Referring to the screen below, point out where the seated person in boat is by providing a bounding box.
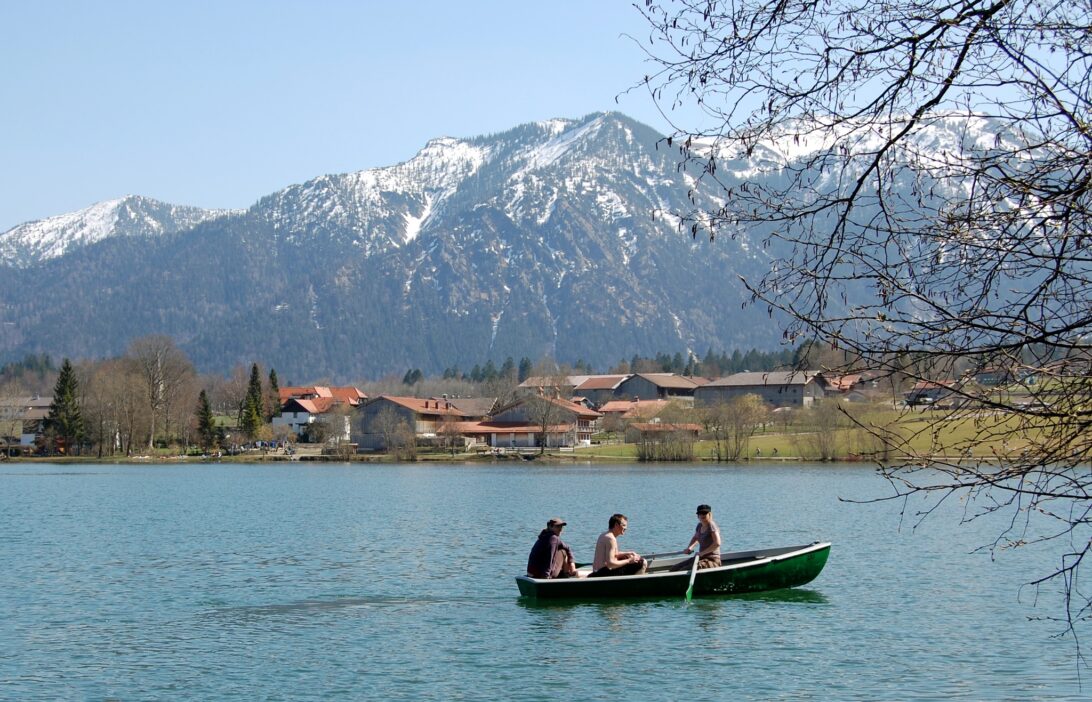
[672,504,722,571]
[526,517,579,579]
[589,513,647,577]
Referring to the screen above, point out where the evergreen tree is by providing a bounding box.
[237,363,265,436]
[246,363,263,414]
[196,390,217,453]
[267,368,280,420]
[730,350,743,373]
[240,394,262,440]
[500,357,516,380]
[517,357,533,382]
[46,358,83,455]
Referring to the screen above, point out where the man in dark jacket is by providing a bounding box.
[526,518,579,579]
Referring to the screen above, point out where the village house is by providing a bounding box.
[820,374,861,394]
[819,373,877,403]
[353,395,495,451]
[278,385,367,407]
[0,395,51,454]
[695,371,825,408]
[612,373,705,402]
[596,398,672,432]
[972,367,1015,386]
[272,386,367,441]
[475,395,602,449]
[571,375,629,407]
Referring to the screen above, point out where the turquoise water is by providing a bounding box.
[1,462,1085,700]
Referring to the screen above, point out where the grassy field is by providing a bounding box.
[574,407,1041,462]
[5,406,1059,465]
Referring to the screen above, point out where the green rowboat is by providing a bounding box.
[515,541,831,599]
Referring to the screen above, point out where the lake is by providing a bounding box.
[1,462,1085,700]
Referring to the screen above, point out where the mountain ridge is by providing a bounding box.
[0,111,987,380]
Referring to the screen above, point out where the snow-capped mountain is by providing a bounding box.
[0,112,986,379]
[0,195,237,268]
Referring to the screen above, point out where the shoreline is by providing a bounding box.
[0,452,985,466]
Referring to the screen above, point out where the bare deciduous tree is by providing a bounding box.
[437,414,465,456]
[87,358,148,456]
[635,428,696,461]
[126,335,194,450]
[636,0,1092,635]
[209,366,250,418]
[391,423,417,461]
[524,394,570,454]
[522,361,577,453]
[707,395,770,461]
[371,406,414,456]
[791,403,850,461]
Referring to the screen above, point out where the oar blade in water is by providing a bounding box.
[685,552,699,602]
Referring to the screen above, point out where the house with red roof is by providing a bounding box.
[354,395,494,451]
[597,398,672,420]
[482,395,602,448]
[272,385,367,441]
[278,386,367,407]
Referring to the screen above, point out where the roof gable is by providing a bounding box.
[704,371,820,388]
[372,395,470,417]
[597,399,671,418]
[626,373,700,389]
[283,397,337,414]
[574,375,630,391]
[495,395,602,419]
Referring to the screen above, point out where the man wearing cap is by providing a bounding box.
[526,518,579,579]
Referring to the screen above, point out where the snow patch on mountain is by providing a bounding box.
[689,113,1013,178]
[0,195,235,268]
[403,194,434,244]
[262,136,490,254]
[514,115,605,178]
[536,118,572,137]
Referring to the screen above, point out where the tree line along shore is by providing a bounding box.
[1,335,1066,465]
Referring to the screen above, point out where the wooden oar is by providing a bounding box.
[685,550,700,602]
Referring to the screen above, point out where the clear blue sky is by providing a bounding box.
[0,1,684,232]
